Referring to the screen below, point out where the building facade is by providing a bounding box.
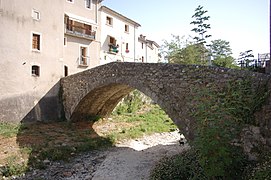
[0,0,160,123]
[100,6,141,64]
[100,6,160,64]
[138,34,160,63]
[0,0,103,122]
[64,0,102,74]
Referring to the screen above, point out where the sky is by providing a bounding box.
[102,0,269,59]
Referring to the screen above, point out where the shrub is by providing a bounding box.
[113,90,148,114]
[150,149,207,180]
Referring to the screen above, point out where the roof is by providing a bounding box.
[147,40,160,48]
[138,34,160,48]
[100,6,141,27]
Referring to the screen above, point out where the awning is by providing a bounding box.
[65,12,98,26]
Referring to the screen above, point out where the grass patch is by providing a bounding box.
[0,121,114,178]
[0,122,19,138]
[150,150,207,180]
[102,104,177,142]
[0,93,177,178]
[0,155,29,177]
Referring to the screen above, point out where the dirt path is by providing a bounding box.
[15,131,188,180]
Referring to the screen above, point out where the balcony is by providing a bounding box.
[108,44,119,54]
[78,56,90,67]
[65,23,96,41]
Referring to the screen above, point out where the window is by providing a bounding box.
[142,56,144,62]
[79,46,89,66]
[64,66,68,77]
[125,24,129,33]
[64,37,67,46]
[108,37,118,53]
[32,9,40,20]
[32,33,41,51]
[106,16,113,26]
[109,37,116,45]
[125,43,129,53]
[85,0,92,9]
[84,24,92,35]
[142,43,144,49]
[32,65,40,77]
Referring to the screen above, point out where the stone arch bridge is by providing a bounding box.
[60,62,270,140]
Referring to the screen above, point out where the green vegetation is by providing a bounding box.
[244,152,271,180]
[0,155,29,177]
[106,90,177,142]
[0,122,19,137]
[114,90,144,114]
[209,39,238,68]
[0,121,114,178]
[150,149,207,180]
[190,5,211,45]
[0,90,176,178]
[190,5,212,65]
[150,79,270,179]
[161,5,241,69]
[105,104,176,142]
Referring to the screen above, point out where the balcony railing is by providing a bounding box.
[65,23,96,40]
[108,44,119,54]
[78,56,90,67]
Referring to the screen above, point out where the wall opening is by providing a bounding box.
[31,65,40,77]
[64,65,68,77]
[70,84,179,144]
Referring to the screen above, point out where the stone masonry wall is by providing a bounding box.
[61,62,271,141]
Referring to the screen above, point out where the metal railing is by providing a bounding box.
[78,56,90,67]
[65,23,96,40]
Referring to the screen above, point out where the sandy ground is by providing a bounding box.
[92,131,189,180]
[12,131,188,180]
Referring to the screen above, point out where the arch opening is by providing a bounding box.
[71,84,182,141]
[71,83,134,121]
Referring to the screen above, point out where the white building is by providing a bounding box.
[138,34,160,63]
[100,6,141,64]
[100,6,160,64]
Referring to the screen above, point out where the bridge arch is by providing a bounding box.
[60,62,270,140]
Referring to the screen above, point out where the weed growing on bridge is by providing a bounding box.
[150,78,270,179]
[192,79,269,178]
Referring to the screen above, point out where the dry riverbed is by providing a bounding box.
[14,131,188,180]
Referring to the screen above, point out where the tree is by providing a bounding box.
[190,5,212,45]
[209,39,237,68]
[178,43,208,65]
[238,50,255,69]
[160,35,207,65]
[160,34,183,63]
[190,5,212,65]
